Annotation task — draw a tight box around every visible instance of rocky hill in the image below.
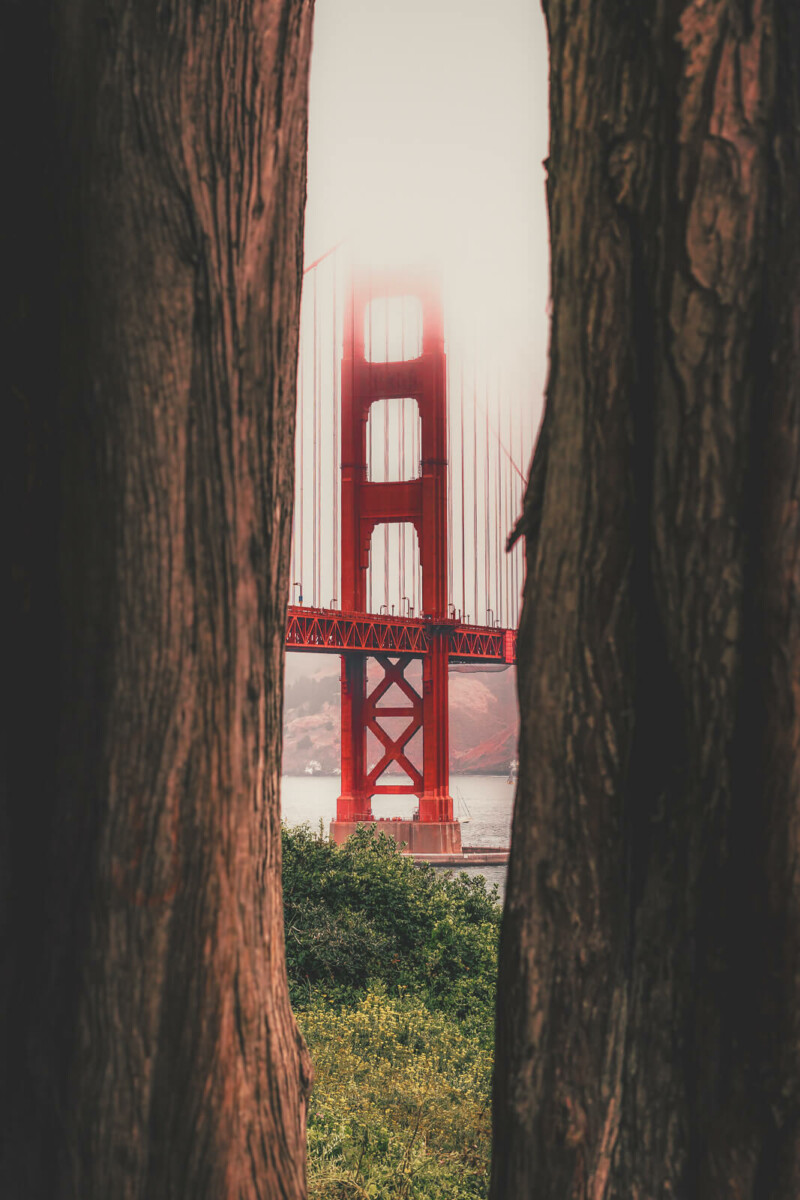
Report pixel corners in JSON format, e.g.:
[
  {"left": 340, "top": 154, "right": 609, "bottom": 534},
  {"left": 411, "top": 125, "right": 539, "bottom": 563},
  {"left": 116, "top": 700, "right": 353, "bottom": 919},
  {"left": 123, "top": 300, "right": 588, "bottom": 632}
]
[{"left": 283, "top": 653, "right": 518, "bottom": 776}]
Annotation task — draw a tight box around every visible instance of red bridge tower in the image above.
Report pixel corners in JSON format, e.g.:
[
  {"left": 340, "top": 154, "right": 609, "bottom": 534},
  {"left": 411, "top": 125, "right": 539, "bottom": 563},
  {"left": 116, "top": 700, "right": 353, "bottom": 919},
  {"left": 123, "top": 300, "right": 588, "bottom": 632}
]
[{"left": 330, "top": 270, "right": 461, "bottom": 855}]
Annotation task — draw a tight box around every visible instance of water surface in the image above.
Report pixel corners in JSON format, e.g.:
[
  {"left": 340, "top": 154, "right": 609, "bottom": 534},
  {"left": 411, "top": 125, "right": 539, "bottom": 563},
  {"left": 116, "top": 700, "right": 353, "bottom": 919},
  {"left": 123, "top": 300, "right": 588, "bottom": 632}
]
[{"left": 281, "top": 774, "right": 515, "bottom": 902}]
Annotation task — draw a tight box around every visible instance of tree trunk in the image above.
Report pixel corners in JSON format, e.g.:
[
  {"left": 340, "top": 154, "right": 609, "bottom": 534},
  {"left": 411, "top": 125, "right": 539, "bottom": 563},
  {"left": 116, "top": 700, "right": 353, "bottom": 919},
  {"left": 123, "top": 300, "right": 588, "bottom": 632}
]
[
  {"left": 4, "top": 2, "right": 314, "bottom": 1196},
  {"left": 493, "top": 2, "right": 799, "bottom": 1197}
]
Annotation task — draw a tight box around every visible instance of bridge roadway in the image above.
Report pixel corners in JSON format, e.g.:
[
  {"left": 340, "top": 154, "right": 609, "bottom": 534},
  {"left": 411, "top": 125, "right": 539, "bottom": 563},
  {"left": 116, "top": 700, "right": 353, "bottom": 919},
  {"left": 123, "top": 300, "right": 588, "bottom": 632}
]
[{"left": 285, "top": 604, "right": 516, "bottom": 665}]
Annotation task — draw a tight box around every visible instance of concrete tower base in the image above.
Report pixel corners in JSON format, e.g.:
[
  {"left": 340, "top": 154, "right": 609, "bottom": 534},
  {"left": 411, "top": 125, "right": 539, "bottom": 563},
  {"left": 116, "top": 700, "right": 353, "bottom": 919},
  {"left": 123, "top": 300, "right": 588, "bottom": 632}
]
[{"left": 330, "top": 819, "right": 462, "bottom": 856}]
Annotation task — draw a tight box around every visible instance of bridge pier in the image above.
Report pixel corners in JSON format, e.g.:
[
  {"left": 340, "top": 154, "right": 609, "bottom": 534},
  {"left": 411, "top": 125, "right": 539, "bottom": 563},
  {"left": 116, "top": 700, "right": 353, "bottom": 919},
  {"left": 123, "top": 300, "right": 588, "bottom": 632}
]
[{"left": 330, "top": 818, "right": 462, "bottom": 855}]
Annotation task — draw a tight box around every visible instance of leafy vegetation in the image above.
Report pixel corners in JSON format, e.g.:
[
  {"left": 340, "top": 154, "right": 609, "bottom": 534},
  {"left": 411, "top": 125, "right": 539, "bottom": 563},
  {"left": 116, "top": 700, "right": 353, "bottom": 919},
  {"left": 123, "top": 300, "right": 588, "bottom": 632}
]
[
  {"left": 302, "top": 990, "right": 492, "bottom": 1199},
  {"left": 282, "top": 823, "right": 500, "bottom": 1198}
]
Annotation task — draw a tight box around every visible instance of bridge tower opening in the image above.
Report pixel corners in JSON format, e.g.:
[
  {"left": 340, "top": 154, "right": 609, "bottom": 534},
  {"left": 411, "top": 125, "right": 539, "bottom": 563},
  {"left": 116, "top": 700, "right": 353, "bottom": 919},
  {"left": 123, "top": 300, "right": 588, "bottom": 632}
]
[{"left": 331, "top": 270, "right": 461, "bottom": 855}]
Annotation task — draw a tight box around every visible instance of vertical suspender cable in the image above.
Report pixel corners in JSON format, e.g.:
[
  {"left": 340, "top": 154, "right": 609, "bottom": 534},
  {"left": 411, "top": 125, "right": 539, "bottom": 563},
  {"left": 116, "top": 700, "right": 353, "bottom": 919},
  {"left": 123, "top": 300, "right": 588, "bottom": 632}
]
[
  {"left": 418, "top": 306, "right": 422, "bottom": 616},
  {"left": 298, "top": 290, "right": 304, "bottom": 603},
  {"left": 400, "top": 399, "right": 405, "bottom": 609},
  {"left": 505, "top": 398, "right": 512, "bottom": 627},
  {"left": 312, "top": 269, "right": 318, "bottom": 606},
  {"left": 447, "top": 325, "right": 453, "bottom": 614},
  {"left": 290, "top": 291, "right": 297, "bottom": 599},
  {"left": 491, "top": 381, "right": 496, "bottom": 628},
  {"left": 484, "top": 380, "right": 490, "bottom": 624},
  {"left": 318, "top": 272, "right": 324, "bottom": 606},
  {"left": 498, "top": 384, "right": 504, "bottom": 627},
  {"left": 400, "top": 303, "right": 406, "bottom": 612},
  {"left": 501, "top": 381, "right": 506, "bottom": 626},
  {"left": 495, "top": 376, "right": 501, "bottom": 625},
  {"left": 384, "top": 296, "right": 389, "bottom": 612},
  {"left": 491, "top": 376, "right": 496, "bottom": 624},
  {"left": 411, "top": 409, "right": 415, "bottom": 615},
  {"left": 472, "top": 361, "right": 478, "bottom": 625},
  {"left": 417, "top": 402, "right": 421, "bottom": 614},
  {"left": 367, "top": 277, "right": 372, "bottom": 613},
  {"left": 510, "top": 400, "right": 516, "bottom": 625},
  {"left": 331, "top": 254, "right": 338, "bottom": 607},
  {"left": 508, "top": 402, "right": 513, "bottom": 628},
  {"left": 517, "top": 398, "right": 524, "bottom": 625},
  {"left": 513, "top": 400, "right": 520, "bottom": 628},
  {"left": 514, "top": 402, "right": 520, "bottom": 623},
  {"left": 290, "top": 505, "right": 295, "bottom": 602},
  {"left": 460, "top": 357, "right": 465, "bottom": 620},
  {"left": 501, "top": 397, "right": 506, "bottom": 629},
  {"left": 319, "top": 270, "right": 324, "bottom": 605}
]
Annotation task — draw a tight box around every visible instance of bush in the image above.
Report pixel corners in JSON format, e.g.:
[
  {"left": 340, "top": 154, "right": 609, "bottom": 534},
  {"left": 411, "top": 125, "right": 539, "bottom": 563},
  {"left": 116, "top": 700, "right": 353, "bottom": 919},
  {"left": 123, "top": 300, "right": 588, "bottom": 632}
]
[
  {"left": 282, "top": 823, "right": 500, "bottom": 1042},
  {"left": 282, "top": 824, "right": 500, "bottom": 1197},
  {"left": 300, "top": 990, "right": 491, "bottom": 1200}
]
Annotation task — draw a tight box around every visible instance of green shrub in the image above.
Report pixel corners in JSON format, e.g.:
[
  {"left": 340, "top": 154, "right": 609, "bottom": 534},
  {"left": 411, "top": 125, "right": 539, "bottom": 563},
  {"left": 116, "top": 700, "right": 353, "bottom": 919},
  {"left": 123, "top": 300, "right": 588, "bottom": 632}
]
[
  {"left": 300, "top": 990, "right": 491, "bottom": 1200},
  {"left": 282, "top": 824, "right": 500, "bottom": 1197},
  {"left": 282, "top": 823, "right": 500, "bottom": 1042}
]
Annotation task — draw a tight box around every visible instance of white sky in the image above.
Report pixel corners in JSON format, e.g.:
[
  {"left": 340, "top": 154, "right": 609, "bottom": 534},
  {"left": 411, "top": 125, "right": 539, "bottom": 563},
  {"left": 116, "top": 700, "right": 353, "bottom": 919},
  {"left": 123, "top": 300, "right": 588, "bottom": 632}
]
[{"left": 304, "top": 0, "right": 550, "bottom": 385}]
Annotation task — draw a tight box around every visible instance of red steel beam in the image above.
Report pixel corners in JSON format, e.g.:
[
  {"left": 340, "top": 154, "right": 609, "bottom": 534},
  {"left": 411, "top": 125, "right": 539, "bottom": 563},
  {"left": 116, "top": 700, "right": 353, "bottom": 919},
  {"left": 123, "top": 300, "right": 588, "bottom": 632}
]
[{"left": 285, "top": 605, "right": 516, "bottom": 664}]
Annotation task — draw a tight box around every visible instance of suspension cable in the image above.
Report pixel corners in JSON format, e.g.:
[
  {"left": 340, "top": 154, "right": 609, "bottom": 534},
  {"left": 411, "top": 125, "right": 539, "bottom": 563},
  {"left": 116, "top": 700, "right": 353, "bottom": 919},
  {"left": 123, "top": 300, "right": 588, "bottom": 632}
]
[
  {"left": 384, "top": 297, "right": 389, "bottom": 612},
  {"left": 332, "top": 249, "right": 339, "bottom": 606},
  {"left": 400, "top": 303, "right": 406, "bottom": 613},
  {"left": 303, "top": 240, "right": 345, "bottom": 276},
  {"left": 496, "top": 373, "right": 503, "bottom": 626},
  {"left": 484, "top": 379, "right": 490, "bottom": 624},
  {"left": 447, "top": 322, "right": 453, "bottom": 614},
  {"left": 298, "top": 292, "right": 304, "bottom": 604},
  {"left": 460, "top": 355, "right": 465, "bottom": 621},
  {"left": 472, "top": 353, "right": 478, "bottom": 626},
  {"left": 367, "top": 273, "right": 373, "bottom": 612}
]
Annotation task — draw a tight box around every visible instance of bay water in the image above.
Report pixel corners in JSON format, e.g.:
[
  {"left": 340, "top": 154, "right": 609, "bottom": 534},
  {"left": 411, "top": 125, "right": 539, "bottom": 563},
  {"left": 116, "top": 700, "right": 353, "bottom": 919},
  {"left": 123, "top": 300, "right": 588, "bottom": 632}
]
[{"left": 281, "top": 773, "right": 515, "bottom": 903}]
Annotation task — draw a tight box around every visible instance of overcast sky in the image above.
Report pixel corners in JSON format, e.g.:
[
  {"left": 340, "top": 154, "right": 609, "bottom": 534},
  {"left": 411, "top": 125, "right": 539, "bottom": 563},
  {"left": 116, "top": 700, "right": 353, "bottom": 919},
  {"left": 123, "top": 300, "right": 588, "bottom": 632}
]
[{"left": 304, "top": 0, "right": 549, "bottom": 380}]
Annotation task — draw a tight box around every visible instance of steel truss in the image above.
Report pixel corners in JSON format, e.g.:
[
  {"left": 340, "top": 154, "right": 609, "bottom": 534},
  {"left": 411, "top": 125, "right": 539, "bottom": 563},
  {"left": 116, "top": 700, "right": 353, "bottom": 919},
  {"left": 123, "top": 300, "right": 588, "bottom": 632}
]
[{"left": 286, "top": 605, "right": 516, "bottom": 665}]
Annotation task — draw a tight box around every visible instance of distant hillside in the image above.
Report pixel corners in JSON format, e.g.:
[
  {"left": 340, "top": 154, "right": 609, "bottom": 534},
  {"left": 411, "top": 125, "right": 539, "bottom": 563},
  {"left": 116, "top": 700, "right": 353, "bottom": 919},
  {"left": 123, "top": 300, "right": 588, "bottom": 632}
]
[{"left": 282, "top": 653, "right": 518, "bottom": 776}]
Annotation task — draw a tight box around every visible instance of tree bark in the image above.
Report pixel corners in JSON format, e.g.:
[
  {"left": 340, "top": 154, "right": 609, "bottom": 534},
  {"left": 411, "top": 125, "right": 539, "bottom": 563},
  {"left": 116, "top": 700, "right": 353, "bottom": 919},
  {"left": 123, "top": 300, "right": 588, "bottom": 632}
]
[
  {"left": 4, "top": 2, "right": 314, "bottom": 1196},
  {"left": 493, "top": 2, "right": 799, "bottom": 1197}
]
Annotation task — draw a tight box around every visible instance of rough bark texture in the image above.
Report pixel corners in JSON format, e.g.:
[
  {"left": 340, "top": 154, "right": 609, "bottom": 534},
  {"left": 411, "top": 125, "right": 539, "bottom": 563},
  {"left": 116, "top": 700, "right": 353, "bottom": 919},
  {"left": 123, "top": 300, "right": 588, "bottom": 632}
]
[
  {"left": 493, "top": 2, "right": 799, "bottom": 1197},
  {"left": 4, "top": 2, "right": 314, "bottom": 1196}
]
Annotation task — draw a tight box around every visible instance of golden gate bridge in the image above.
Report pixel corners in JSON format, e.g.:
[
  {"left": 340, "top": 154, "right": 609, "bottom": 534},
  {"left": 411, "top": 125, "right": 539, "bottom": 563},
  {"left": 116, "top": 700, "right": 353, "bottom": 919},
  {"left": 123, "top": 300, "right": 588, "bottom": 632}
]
[{"left": 285, "top": 246, "right": 534, "bottom": 858}]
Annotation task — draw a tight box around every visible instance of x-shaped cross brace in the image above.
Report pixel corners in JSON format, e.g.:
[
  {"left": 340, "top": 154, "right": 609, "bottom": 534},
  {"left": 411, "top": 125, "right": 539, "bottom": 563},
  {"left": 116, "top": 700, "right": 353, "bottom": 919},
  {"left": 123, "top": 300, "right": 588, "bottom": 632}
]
[{"left": 364, "top": 654, "right": 423, "bottom": 793}]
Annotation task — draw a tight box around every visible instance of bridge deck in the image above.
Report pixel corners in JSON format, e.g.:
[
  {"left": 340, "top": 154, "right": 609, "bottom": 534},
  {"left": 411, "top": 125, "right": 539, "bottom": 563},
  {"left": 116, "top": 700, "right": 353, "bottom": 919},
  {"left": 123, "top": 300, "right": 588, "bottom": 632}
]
[{"left": 285, "top": 605, "right": 516, "bottom": 665}]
